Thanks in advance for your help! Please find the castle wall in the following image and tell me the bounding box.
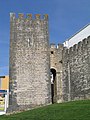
[8,13,90,113]
[62,48,69,101]
[9,13,51,111]
[62,36,90,101]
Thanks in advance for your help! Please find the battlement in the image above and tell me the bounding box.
[57,44,63,49]
[10,13,48,20]
[50,43,63,50]
[62,36,90,55]
[68,35,90,53]
[50,43,56,48]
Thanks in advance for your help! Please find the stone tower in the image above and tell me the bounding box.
[50,44,63,103]
[9,13,51,111]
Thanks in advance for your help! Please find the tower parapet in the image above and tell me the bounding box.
[18,13,24,18]
[44,14,48,20]
[10,13,48,20]
[35,14,41,19]
[50,43,56,48]
[27,14,32,19]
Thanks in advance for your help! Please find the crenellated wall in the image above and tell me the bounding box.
[62,36,90,101]
[9,13,51,112]
[8,13,90,113]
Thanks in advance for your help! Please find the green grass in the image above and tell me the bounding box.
[1,100,90,120]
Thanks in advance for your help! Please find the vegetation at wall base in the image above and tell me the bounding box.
[0,100,90,120]
[0,108,4,111]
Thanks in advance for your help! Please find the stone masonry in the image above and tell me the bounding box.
[50,44,63,103]
[9,13,90,112]
[9,13,51,111]
[62,37,90,101]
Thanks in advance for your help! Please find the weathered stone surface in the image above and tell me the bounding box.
[50,44,63,103]
[62,37,90,101]
[9,13,90,113]
[9,13,51,111]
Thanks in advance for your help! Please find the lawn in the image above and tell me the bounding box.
[0,100,90,120]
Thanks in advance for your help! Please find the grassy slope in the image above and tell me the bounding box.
[1,100,90,120]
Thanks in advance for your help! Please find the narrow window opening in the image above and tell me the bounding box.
[28,38,30,47]
[51,51,54,54]
[59,60,62,64]
[28,38,33,47]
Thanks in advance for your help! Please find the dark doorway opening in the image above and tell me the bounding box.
[50,68,56,104]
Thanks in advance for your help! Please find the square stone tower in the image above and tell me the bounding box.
[9,13,51,111]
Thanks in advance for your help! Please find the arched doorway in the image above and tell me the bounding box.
[50,68,57,104]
